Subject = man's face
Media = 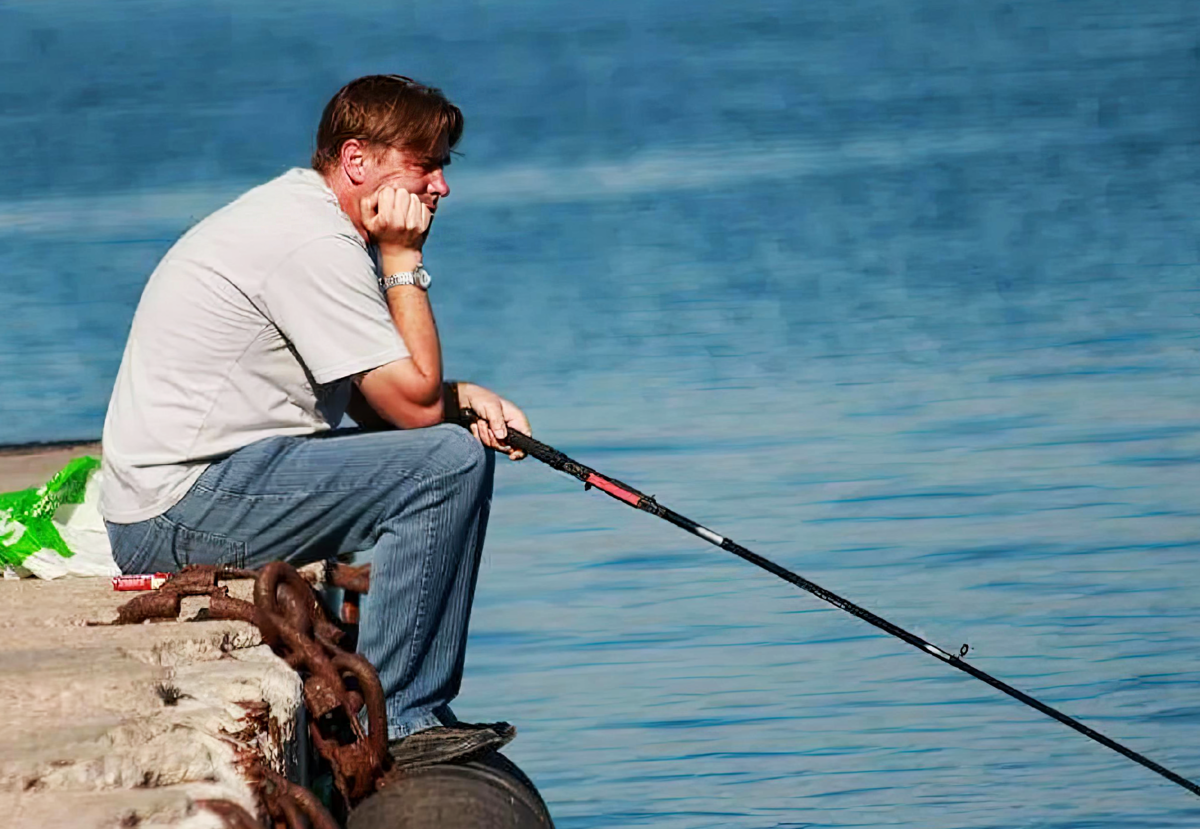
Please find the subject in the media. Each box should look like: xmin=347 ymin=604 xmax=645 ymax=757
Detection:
xmin=364 ymin=136 xmax=451 ymax=215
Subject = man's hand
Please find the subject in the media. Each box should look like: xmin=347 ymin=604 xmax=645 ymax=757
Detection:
xmin=361 ymin=185 xmax=432 ymax=263
xmin=457 ymin=382 xmax=531 ymax=461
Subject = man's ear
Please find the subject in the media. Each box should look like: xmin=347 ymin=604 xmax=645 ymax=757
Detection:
xmin=340 ymin=139 xmax=369 ymax=186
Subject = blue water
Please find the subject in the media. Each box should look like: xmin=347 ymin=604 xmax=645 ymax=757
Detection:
xmin=4 ymin=1 xmax=1200 ymax=825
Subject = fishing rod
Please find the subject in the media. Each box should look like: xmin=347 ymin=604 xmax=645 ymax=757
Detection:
xmin=459 ymin=408 xmax=1200 ymax=798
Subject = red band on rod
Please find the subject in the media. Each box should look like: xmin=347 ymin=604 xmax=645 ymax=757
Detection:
xmin=586 ymin=473 xmax=641 ymax=506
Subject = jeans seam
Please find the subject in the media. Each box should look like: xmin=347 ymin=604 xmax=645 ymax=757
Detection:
xmin=157 ymin=514 xmax=248 ymax=570
xmin=391 ymin=439 xmax=486 ymax=713
xmin=398 ymin=489 xmax=438 ymax=688
xmin=193 ymin=488 xmax=318 ymax=503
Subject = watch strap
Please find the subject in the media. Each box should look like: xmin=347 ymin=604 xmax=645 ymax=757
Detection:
xmin=379 ymin=271 xmax=415 ymax=291
xmin=379 ymin=265 xmax=430 ymax=291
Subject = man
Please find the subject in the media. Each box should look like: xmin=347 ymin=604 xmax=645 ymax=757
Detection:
xmin=100 ymin=75 xmax=529 ymax=768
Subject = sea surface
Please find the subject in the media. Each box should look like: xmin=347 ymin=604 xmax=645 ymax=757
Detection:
xmin=3 ymin=1 xmax=1200 ymax=826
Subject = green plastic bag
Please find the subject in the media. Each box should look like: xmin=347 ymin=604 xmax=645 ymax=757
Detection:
xmin=0 ymin=456 xmax=101 ymax=569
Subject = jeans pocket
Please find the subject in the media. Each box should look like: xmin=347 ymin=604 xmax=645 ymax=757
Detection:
xmin=169 ymin=522 xmax=248 ymax=570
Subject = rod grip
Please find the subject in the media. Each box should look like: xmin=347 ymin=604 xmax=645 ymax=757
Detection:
xmin=456 ymin=408 xmax=565 ymax=468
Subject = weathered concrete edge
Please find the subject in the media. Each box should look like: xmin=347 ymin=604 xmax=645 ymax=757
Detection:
xmin=0 ymin=585 xmax=306 ymax=829
xmin=2 ymin=446 xmax=306 ymax=829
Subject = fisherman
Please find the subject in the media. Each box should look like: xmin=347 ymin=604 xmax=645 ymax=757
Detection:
xmin=99 ymin=74 xmax=529 ymax=768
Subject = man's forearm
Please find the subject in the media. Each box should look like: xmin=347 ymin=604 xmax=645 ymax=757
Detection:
xmin=380 ymin=247 xmax=441 ymax=388
xmin=356 ymin=248 xmax=444 ymax=428
xmin=384 ymin=294 xmax=441 ymax=393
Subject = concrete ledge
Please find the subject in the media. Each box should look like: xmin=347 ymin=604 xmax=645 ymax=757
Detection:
xmin=0 ymin=573 xmax=303 ymax=829
xmin=0 ymin=446 xmax=307 ymax=828
xmin=0 ymin=442 xmax=102 ymax=493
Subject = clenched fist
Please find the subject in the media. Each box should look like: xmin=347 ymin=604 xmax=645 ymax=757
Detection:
xmin=361 ymin=185 xmax=432 ymax=253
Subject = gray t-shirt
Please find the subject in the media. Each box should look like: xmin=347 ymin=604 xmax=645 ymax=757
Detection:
xmin=100 ymin=168 xmax=408 ymax=523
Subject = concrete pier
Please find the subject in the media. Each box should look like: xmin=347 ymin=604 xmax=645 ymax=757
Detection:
xmin=0 ymin=445 xmax=303 ymax=829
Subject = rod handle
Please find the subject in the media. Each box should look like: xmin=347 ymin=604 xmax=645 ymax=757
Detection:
xmin=456 ymin=407 xmax=561 ymax=467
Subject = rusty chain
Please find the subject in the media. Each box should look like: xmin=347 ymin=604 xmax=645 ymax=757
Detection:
xmin=114 ymin=563 xmax=258 ymax=624
xmin=198 ymin=767 xmax=342 ymax=829
xmin=194 ymin=799 xmax=263 ymax=829
xmin=116 ymin=560 xmax=383 ymax=828
xmin=245 ymin=561 xmax=389 ymax=803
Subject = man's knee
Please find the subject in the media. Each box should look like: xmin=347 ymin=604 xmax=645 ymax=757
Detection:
xmin=361 ymin=425 xmax=493 ymax=504
xmin=430 ymin=424 xmax=489 ymax=480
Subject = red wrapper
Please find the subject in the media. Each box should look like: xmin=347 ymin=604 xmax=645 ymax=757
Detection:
xmin=112 ymin=573 xmax=171 ymax=591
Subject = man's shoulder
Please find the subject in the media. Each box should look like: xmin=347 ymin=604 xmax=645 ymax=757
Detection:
xmin=220 ymin=168 xmax=351 ymax=231
xmin=168 ymin=169 xmax=364 ymax=273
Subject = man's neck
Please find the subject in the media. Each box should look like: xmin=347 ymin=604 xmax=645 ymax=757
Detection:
xmin=321 ymin=169 xmax=370 ymax=244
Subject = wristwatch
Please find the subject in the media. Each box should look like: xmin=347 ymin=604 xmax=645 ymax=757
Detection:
xmin=379 ymin=265 xmax=432 ymax=292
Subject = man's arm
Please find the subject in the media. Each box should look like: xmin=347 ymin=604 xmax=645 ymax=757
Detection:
xmin=352 ymin=185 xmax=531 ymax=457
xmin=354 ymin=187 xmax=443 ymax=428
xmin=356 ymin=250 xmax=443 ymax=428
xmin=345 ymin=383 xmax=394 ymax=431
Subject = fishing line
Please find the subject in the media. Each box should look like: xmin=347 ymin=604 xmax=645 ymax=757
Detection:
xmin=460 ymin=409 xmax=1200 ymax=798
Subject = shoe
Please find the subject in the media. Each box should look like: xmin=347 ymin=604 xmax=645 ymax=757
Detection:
xmin=387 ymin=721 xmax=516 ymax=770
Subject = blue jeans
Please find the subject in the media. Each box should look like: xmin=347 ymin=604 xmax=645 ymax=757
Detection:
xmin=105 ymin=424 xmax=495 ymax=741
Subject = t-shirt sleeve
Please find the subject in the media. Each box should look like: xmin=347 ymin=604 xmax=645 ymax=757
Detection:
xmin=260 ymin=235 xmax=409 ymax=385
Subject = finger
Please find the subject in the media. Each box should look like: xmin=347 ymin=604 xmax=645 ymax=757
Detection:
xmin=379 ymin=186 xmax=397 ymax=225
xmin=502 ymin=401 xmax=531 ymax=439
xmin=409 ymin=192 xmax=421 ymax=226
xmin=476 ymin=424 xmax=499 ymax=451
xmin=360 ymin=192 xmax=381 ymax=228
xmin=410 ymin=193 xmax=431 ymax=234
xmin=369 ymin=190 xmax=386 ymax=232
xmin=469 ymin=397 xmax=499 ymax=441
xmin=417 ymin=198 xmax=432 ymax=234
xmin=467 ymin=411 xmax=499 ymax=449
xmin=477 ymin=410 xmax=501 ymax=448
xmin=405 ymin=192 xmax=422 ymax=230
xmin=483 ymin=403 xmax=507 ymax=443
xmin=503 ymin=425 xmax=526 ymax=460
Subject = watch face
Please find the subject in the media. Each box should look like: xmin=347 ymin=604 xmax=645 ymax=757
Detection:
xmin=416 ymin=268 xmax=432 ymax=288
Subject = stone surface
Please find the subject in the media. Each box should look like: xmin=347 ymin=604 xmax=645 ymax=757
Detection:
xmin=0 ymin=443 xmax=101 ymax=493
xmin=1 ymin=445 xmax=304 ymax=829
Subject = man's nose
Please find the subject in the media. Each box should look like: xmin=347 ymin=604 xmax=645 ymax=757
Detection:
xmin=429 ymin=169 xmax=450 ymax=198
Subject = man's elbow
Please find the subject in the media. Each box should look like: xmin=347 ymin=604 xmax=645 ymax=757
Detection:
xmin=357 ymin=361 xmax=444 ymax=430
xmin=393 ymin=398 xmax=444 ymax=429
